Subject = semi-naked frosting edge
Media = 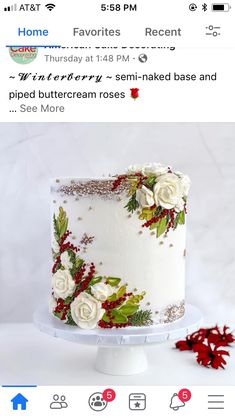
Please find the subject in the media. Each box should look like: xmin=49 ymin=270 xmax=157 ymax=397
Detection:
xmin=50 ymin=163 xmax=190 ymax=330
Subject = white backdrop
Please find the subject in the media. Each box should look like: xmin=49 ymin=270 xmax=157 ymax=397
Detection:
xmin=0 ymin=122 xmax=234 ymax=325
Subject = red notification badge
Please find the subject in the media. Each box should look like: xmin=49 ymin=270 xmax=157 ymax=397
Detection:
xmin=103 ymin=388 xmax=116 ymax=402
xmin=178 ymin=388 xmax=192 ymax=402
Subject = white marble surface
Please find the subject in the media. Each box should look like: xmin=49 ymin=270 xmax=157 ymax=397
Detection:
xmin=0 ymin=122 xmax=235 ymax=325
xmin=0 ymin=323 xmax=234 ymax=385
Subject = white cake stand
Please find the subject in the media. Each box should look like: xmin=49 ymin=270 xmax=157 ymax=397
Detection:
xmin=33 ymin=304 xmax=202 ymax=376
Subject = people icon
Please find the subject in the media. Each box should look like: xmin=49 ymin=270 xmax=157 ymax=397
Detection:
xmin=88 ymin=392 xmax=107 ymax=412
xmin=50 ymin=394 xmax=68 ymax=409
xmin=60 ymin=395 xmax=68 ymax=408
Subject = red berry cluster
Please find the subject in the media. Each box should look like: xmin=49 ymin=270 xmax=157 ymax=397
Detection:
xmin=59 ymin=230 xmax=80 ymax=253
xmin=60 ymin=241 xmax=80 ymax=254
xmin=54 ymin=298 xmax=70 ymax=320
xmin=59 ymin=230 xmax=71 ymax=246
xmin=98 ymin=319 xmax=131 ymax=329
xmin=74 ymin=264 xmax=86 ymax=284
xmin=166 ymin=209 xmax=176 ymax=232
xmin=111 ymin=175 xmax=128 ymax=191
xmin=142 ymin=209 xmax=168 ymax=228
xmin=102 ymin=293 xmax=132 ymax=310
xmin=52 ymin=255 xmax=61 ymax=274
xmin=74 ymin=263 xmax=96 ymax=297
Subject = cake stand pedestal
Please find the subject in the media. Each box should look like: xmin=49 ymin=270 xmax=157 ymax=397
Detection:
xmin=33 ymin=304 xmax=202 ymax=376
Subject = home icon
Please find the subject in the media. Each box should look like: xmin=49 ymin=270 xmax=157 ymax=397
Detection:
xmin=11 ymin=393 xmax=28 ymax=410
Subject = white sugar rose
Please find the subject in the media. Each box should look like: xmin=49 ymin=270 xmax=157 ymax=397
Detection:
xmin=153 ymin=173 xmax=182 ymax=209
xmin=70 ymin=292 xmax=105 ymax=329
xmin=91 ymin=282 xmax=114 ymax=302
xmin=136 ymin=185 xmax=155 ymax=208
xmin=175 ymin=198 xmax=185 ymax=213
xmin=52 ymin=269 xmax=75 ymax=299
xmin=141 ymin=162 xmax=169 ymax=176
xmin=127 ymin=164 xmax=143 ymax=174
xmin=60 ymin=251 xmax=73 ymax=270
xmin=175 ymin=171 xmax=191 ymax=197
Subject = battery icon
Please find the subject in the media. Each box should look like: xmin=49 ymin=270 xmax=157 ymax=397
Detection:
xmin=212 ymin=3 xmax=231 ymax=11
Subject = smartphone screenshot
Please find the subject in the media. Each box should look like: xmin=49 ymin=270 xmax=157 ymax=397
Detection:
xmin=0 ymin=0 xmax=234 ymax=417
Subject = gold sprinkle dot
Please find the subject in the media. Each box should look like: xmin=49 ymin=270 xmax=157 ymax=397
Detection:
xmin=169 ymin=243 xmax=174 ymax=248
xmin=77 ymin=217 xmax=82 ymax=221
xmin=183 ymin=249 xmax=186 ymax=257
xmin=55 ymin=179 xmax=60 ymax=183
xmin=88 ymin=206 xmax=92 ymax=210
xmin=146 ymin=302 xmax=151 ymax=306
xmin=151 ymin=231 xmax=155 ymax=236
xmin=134 ymin=288 xmax=137 ymax=292
xmin=117 ymin=197 xmax=121 ymax=202
xmin=75 ymin=197 xmax=79 ymax=201
xmin=159 ymin=241 xmax=164 ymax=245
xmin=128 ymin=214 xmax=132 ymax=218
xmin=72 ymin=235 xmax=76 ymax=240
xmin=139 ymin=231 xmax=143 ymax=235
xmin=53 ymin=200 xmax=56 ymax=204
xmin=137 ymin=211 xmax=141 ymax=215
xmin=99 ymin=262 xmax=103 ymax=265
xmin=63 ymin=200 xmax=67 ymax=204
xmin=155 ymin=311 xmax=159 ymax=315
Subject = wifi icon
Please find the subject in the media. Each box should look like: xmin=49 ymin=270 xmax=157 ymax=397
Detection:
xmin=45 ymin=3 xmax=56 ymax=11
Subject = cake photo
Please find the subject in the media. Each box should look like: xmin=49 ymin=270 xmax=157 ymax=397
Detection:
xmin=50 ymin=163 xmax=190 ymax=330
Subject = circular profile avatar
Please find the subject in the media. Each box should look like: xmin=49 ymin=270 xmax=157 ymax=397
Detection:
xmin=9 ymin=46 xmax=38 ymax=64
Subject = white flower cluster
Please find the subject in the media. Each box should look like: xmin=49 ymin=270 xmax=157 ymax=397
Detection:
xmin=52 ymin=257 xmax=114 ymax=329
xmin=128 ymin=163 xmax=190 ymax=212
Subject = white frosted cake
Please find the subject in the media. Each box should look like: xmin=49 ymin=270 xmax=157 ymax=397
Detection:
xmin=50 ymin=163 xmax=190 ymax=329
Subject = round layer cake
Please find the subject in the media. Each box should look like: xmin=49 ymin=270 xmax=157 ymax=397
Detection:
xmin=50 ymin=163 xmax=190 ymax=329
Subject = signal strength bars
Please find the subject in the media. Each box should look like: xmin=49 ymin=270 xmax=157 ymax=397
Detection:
xmin=4 ymin=4 xmax=17 ymax=11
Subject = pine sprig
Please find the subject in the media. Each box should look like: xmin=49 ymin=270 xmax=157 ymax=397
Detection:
xmin=125 ymin=192 xmax=139 ymax=213
xmin=66 ymin=310 xmax=77 ymax=326
xmin=129 ymin=309 xmax=153 ymax=326
xmin=53 ymin=214 xmax=60 ymax=241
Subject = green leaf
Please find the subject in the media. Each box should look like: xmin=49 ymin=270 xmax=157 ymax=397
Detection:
xmin=102 ymin=312 xmax=111 ymax=322
xmin=118 ymin=304 xmax=139 ymax=316
xmin=53 ymin=214 xmax=60 ymax=242
xmin=106 ymin=277 xmax=121 ymax=287
xmin=126 ymin=292 xmax=146 ymax=305
xmin=174 ymin=213 xmax=180 ymax=229
xmin=139 ymin=208 xmax=155 ymax=221
xmin=89 ymin=276 xmax=103 ymax=287
xmin=117 ymin=285 xmax=126 ymax=299
xmin=67 ymin=250 xmax=76 ymax=265
xmin=107 ymin=293 xmax=117 ymax=302
xmin=53 ymin=311 xmax=63 ymax=320
xmin=112 ymin=309 xmax=128 ymax=324
xmin=64 ymin=296 xmax=72 ymax=305
xmin=157 ymin=217 xmax=167 ymax=237
xmin=57 ymin=206 xmax=68 ymax=238
xmin=149 ymin=222 xmax=158 ymax=230
xmin=144 ymin=176 xmax=157 ymax=190
xmin=75 ymin=257 xmax=84 ymax=269
xmin=124 ymin=192 xmax=139 ymax=213
xmin=178 ymin=210 xmax=185 ymax=225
